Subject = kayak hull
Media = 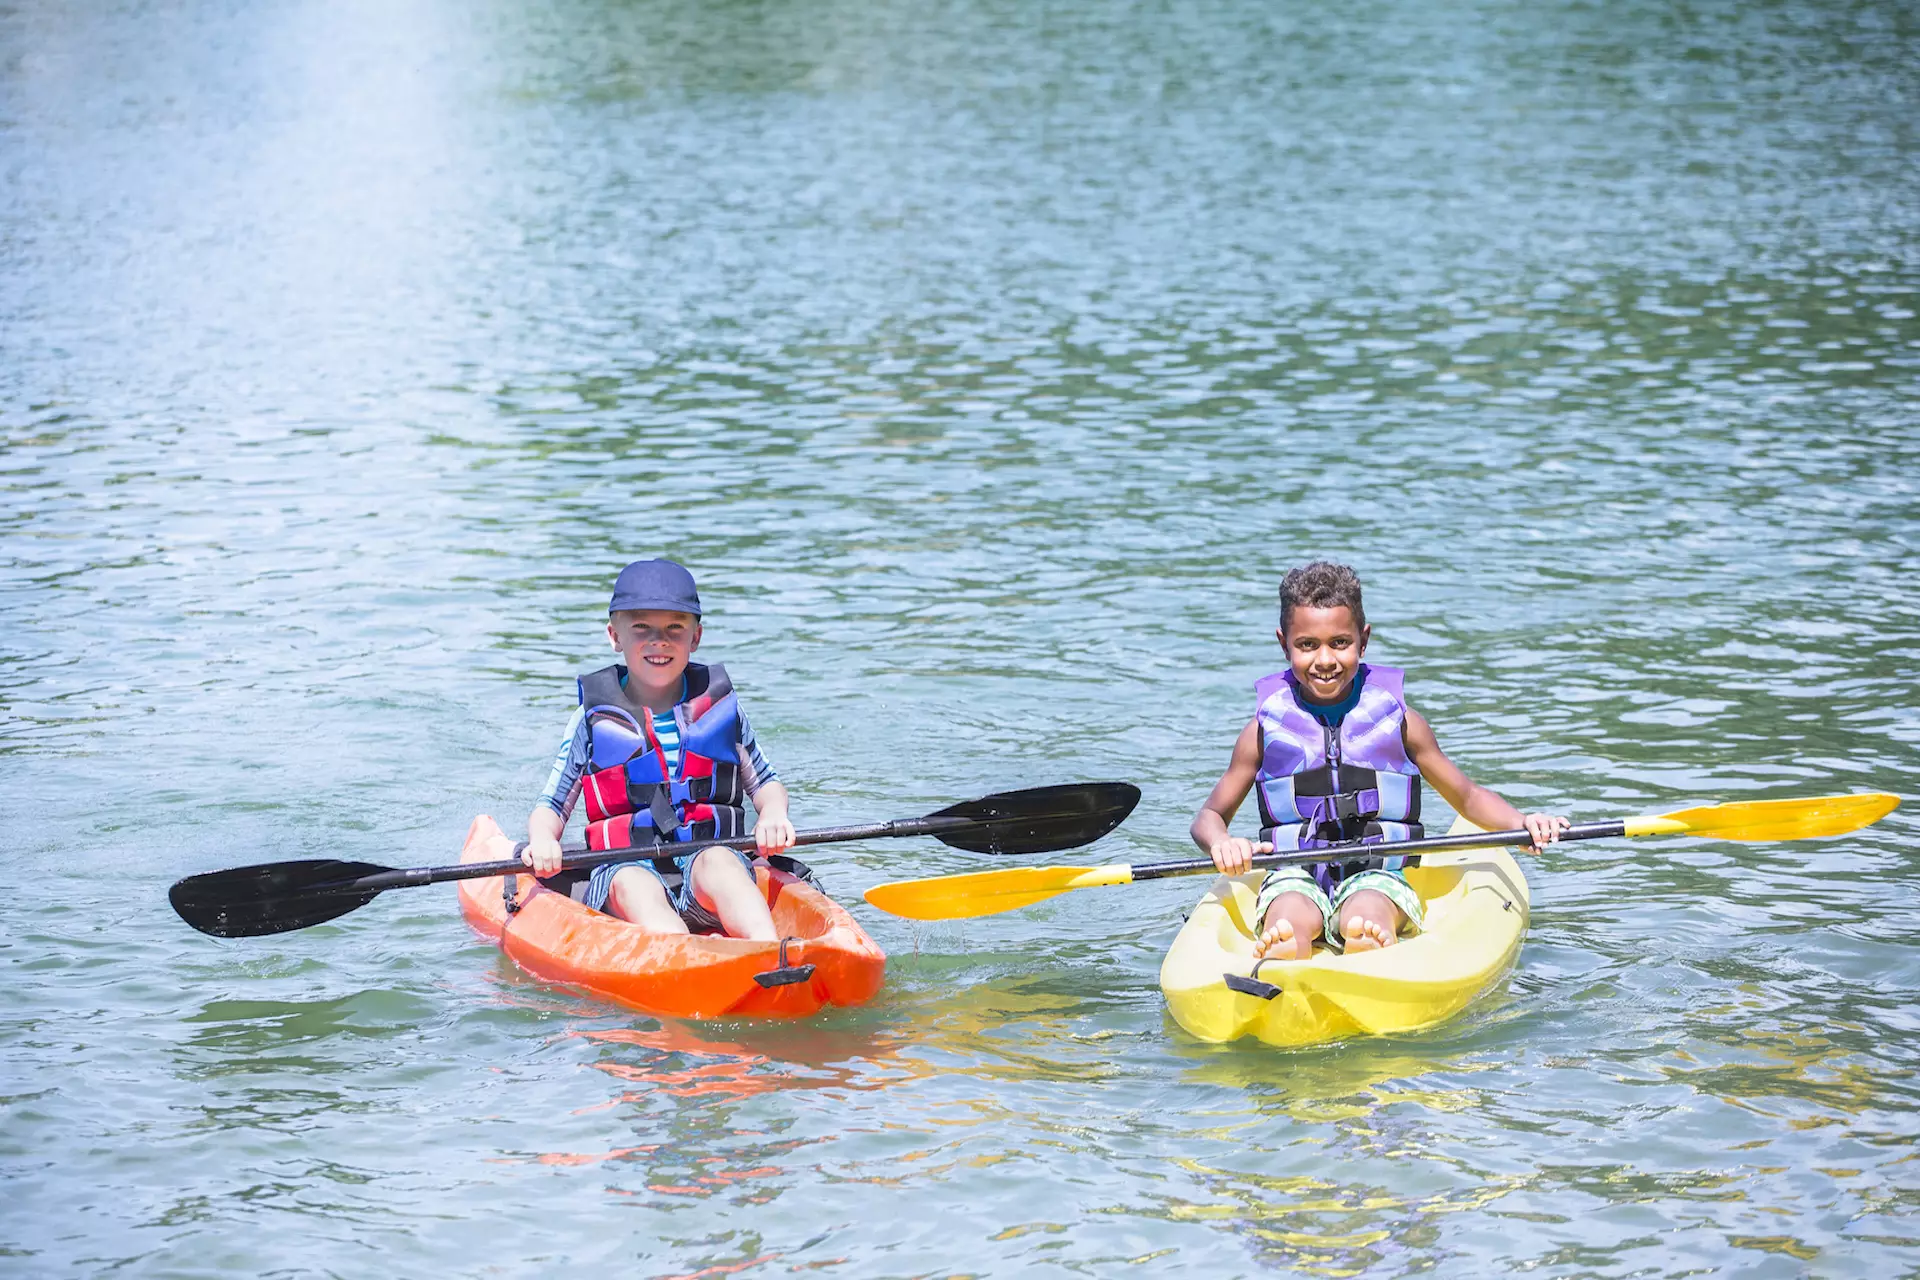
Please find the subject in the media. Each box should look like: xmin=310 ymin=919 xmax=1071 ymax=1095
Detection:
xmin=1159 ymin=819 xmax=1529 ymax=1048
xmin=456 ymin=815 xmax=887 ymax=1019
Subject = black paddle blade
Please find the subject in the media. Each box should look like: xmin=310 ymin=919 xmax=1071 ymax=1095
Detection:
xmin=929 ymin=782 xmax=1141 ymax=855
xmin=169 ymin=859 xmax=392 ymax=938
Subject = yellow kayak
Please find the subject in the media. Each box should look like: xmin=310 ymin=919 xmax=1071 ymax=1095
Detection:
xmin=1159 ymin=818 xmax=1530 ymax=1047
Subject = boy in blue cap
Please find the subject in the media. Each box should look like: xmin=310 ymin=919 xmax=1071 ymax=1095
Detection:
xmin=522 ymin=559 xmax=794 ymax=939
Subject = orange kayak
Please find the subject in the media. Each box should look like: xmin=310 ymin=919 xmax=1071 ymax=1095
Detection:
xmin=455 ymin=815 xmax=887 ymax=1019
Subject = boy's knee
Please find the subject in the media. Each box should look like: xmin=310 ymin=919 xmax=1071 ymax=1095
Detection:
xmin=1264 ymin=892 xmax=1323 ymax=929
xmin=692 ymin=846 xmax=748 ymax=878
xmin=1340 ymin=888 xmax=1400 ymax=926
xmin=610 ymin=866 xmax=668 ymax=904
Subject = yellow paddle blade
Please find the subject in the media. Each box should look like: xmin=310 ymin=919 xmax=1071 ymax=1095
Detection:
xmin=863 ymin=863 xmax=1135 ymax=921
xmin=1624 ymin=792 xmax=1900 ymax=842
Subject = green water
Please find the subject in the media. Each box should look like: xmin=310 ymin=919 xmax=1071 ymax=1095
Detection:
xmin=3 ymin=0 xmax=1917 ymax=1274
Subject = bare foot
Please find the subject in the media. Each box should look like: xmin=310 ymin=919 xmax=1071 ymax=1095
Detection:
xmin=1341 ymin=915 xmax=1397 ymax=953
xmin=1254 ymin=918 xmax=1313 ymax=961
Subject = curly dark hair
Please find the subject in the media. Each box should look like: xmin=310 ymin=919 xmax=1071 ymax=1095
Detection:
xmin=1278 ymin=562 xmax=1366 ymax=633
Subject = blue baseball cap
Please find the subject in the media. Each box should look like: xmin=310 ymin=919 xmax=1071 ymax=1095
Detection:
xmin=608 ymin=559 xmax=702 ymax=616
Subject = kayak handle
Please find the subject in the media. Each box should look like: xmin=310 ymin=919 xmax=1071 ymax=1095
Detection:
xmin=752 ymin=937 xmax=817 ymax=988
xmin=1223 ymin=972 xmax=1282 ymax=1001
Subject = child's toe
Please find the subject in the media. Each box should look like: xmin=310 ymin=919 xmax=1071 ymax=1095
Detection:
xmin=1342 ymin=917 xmax=1394 ymax=953
xmin=1252 ymin=919 xmax=1300 ymax=961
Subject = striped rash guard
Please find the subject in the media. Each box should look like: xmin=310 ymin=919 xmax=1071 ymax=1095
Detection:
xmin=538 ymin=690 xmax=777 ymax=824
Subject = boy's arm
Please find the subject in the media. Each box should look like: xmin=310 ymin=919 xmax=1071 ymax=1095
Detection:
xmin=750 ymin=780 xmax=795 ymax=855
xmin=525 ymin=804 xmax=567 ymax=876
xmin=734 ymin=709 xmax=793 ymax=854
xmin=1402 ymin=706 xmax=1565 ymax=853
xmin=1190 ymin=719 xmax=1268 ymax=875
xmin=523 ymin=707 xmax=587 ymax=876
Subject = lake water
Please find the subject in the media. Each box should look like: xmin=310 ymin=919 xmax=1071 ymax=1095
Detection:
xmin=3 ymin=0 xmax=1917 ymax=1274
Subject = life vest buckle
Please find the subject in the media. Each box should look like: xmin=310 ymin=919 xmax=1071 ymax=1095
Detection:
xmin=648 ymin=787 xmax=683 ymax=837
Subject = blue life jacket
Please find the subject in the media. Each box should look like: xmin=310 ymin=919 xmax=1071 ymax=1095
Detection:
xmin=578 ymin=662 xmax=746 ymax=850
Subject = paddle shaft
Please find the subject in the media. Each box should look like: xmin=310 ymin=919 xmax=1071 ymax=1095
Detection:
xmin=1126 ymin=820 xmax=1627 ymax=882
xmin=318 ymin=816 xmax=978 ymax=897
xmin=862 ymin=792 xmax=1900 ymax=922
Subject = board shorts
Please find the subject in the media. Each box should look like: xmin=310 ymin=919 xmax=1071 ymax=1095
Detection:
xmin=1252 ymin=864 xmax=1425 ymax=953
xmin=581 ymin=846 xmax=757 ymax=930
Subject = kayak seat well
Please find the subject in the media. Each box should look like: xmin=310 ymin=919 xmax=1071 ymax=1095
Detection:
xmin=1402 ymin=860 xmax=1464 ymax=906
xmin=1208 ymin=861 xmax=1462 ymax=958
xmin=531 ymin=853 xmax=824 ymax=936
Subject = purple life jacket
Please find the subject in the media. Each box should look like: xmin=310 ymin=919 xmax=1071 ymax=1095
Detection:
xmin=1253 ymin=664 xmax=1425 ymax=875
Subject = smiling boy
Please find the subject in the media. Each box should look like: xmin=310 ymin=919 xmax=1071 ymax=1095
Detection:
xmin=1191 ymin=562 xmax=1565 ymax=960
xmin=522 ymin=559 xmax=794 ymax=939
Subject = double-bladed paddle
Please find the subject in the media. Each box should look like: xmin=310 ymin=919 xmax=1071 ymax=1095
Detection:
xmin=862 ymin=791 xmax=1902 ymax=921
xmin=170 ymin=781 xmax=1140 ymax=938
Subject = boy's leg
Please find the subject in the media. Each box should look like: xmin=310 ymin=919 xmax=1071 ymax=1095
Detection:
xmin=687 ymin=847 xmax=778 ymax=941
xmin=606 ymin=866 xmax=692 ymax=933
xmin=1335 ymin=889 xmax=1405 ymax=953
xmin=1331 ymin=869 xmax=1424 ymax=953
xmin=1256 ymin=892 xmax=1325 ymax=961
xmin=1251 ymin=867 xmax=1330 ymax=961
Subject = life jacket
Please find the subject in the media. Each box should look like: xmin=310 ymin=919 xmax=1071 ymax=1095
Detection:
xmin=577 ymin=662 xmax=747 ymax=851
xmin=1252 ymin=663 xmax=1425 ymax=863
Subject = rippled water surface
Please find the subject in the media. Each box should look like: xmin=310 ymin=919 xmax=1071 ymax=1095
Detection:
xmin=4 ymin=0 xmax=1919 ymax=1274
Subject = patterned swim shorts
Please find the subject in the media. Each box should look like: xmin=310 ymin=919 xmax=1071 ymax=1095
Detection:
xmin=581 ymin=846 xmax=756 ymax=922
xmin=1251 ymin=865 xmax=1424 ymax=953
